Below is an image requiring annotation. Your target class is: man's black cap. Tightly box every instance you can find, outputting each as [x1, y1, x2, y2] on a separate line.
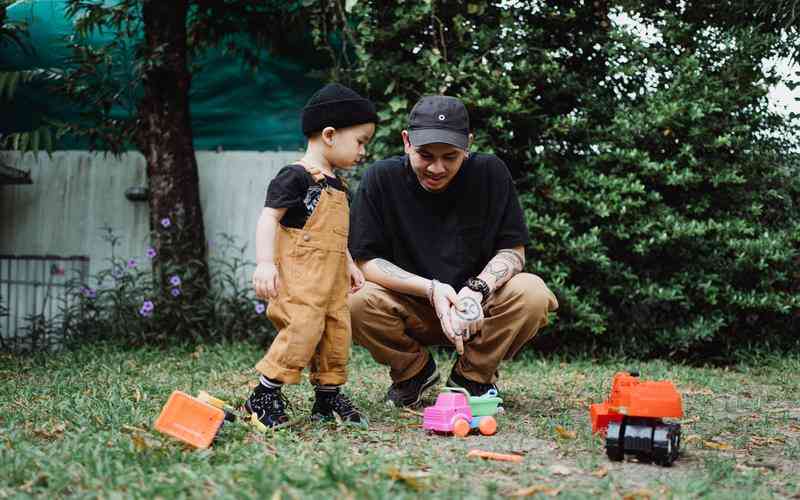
[407, 95, 470, 150]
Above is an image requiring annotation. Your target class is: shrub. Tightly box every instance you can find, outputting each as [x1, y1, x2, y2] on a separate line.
[336, 1, 800, 355]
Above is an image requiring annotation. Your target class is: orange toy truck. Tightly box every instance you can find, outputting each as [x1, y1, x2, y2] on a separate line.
[590, 371, 683, 466]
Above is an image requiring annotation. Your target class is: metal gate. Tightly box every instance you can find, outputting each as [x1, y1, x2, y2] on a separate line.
[0, 255, 89, 351]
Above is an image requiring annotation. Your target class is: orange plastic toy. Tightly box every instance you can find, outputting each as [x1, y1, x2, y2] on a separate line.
[154, 391, 226, 449]
[589, 371, 683, 466]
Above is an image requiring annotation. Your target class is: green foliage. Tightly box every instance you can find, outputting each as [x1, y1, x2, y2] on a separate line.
[333, 1, 800, 355]
[3, 225, 274, 353]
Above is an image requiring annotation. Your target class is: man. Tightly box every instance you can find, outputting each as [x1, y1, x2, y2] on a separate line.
[348, 95, 558, 408]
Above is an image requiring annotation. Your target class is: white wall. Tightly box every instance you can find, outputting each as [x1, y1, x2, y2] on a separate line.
[0, 150, 302, 274]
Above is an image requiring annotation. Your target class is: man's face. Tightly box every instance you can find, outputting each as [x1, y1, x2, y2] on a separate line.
[402, 130, 468, 192]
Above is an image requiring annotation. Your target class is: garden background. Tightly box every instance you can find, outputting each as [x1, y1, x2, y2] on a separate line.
[1, 0, 800, 498]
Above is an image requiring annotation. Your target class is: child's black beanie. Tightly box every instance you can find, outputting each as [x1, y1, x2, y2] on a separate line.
[301, 83, 378, 136]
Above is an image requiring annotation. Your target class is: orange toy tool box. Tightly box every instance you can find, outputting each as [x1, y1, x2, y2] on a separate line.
[154, 390, 226, 449]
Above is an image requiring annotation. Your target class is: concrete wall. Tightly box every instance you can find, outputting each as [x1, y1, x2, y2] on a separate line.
[0, 150, 302, 274]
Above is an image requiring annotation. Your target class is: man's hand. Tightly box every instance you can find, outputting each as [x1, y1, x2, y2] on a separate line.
[449, 288, 485, 343]
[348, 260, 365, 293]
[252, 262, 280, 299]
[430, 280, 466, 354]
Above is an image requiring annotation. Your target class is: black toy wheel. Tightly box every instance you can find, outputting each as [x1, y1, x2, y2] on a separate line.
[652, 423, 681, 466]
[605, 420, 625, 461]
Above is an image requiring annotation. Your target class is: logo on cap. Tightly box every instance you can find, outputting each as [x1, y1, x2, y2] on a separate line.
[438, 114, 446, 121]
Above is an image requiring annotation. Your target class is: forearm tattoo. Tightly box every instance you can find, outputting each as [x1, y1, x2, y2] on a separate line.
[374, 258, 414, 280]
[481, 249, 524, 288]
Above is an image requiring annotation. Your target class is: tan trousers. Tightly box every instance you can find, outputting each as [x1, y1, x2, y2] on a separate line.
[255, 178, 351, 386]
[349, 273, 558, 384]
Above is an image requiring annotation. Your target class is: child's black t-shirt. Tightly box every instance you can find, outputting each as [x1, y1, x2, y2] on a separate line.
[264, 164, 347, 229]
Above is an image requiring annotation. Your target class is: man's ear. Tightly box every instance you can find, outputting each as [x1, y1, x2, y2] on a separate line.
[321, 126, 337, 146]
[401, 130, 414, 155]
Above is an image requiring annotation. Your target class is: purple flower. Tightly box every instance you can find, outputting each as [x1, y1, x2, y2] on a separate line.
[142, 300, 154, 312]
[146, 247, 157, 258]
[160, 218, 172, 228]
[112, 268, 124, 279]
[127, 258, 138, 269]
[170, 288, 181, 297]
[82, 287, 97, 299]
[255, 302, 266, 314]
[169, 275, 181, 287]
[139, 308, 152, 318]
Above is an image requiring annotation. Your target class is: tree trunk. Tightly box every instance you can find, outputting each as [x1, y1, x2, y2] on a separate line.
[138, 0, 209, 294]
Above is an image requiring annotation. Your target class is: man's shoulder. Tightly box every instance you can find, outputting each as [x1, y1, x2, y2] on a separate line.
[469, 153, 510, 174]
[362, 155, 406, 183]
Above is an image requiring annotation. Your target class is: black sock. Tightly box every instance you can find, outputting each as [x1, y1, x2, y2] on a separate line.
[315, 385, 340, 397]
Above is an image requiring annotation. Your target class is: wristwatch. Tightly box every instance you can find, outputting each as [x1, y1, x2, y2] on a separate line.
[465, 277, 491, 304]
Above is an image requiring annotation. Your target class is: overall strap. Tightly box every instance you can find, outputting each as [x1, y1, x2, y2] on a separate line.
[299, 162, 328, 185]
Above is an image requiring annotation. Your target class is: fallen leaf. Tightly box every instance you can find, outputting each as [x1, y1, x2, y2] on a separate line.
[703, 440, 733, 450]
[133, 387, 142, 402]
[682, 387, 714, 396]
[749, 436, 785, 447]
[385, 467, 431, 491]
[548, 464, 572, 476]
[591, 466, 608, 478]
[32, 423, 66, 440]
[191, 345, 204, 359]
[131, 433, 161, 452]
[623, 489, 656, 500]
[684, 434, 702, 444]
[507, 484, 561, 497]
[681, 416, 700, 425]
[554, 426, 576, 439]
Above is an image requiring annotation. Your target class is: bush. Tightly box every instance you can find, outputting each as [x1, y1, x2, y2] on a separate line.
[4, 223, 275, 352]
[336, 1, 800, 356]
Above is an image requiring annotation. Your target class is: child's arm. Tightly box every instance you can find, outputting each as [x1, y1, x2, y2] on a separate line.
[346, 250, 365, 293]
[252, 207, 287, 299]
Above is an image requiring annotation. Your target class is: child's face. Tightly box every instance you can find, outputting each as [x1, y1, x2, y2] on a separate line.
[328, 122, 375, 169]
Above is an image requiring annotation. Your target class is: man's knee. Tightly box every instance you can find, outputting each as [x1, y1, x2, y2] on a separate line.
[505, 273, 559, 316]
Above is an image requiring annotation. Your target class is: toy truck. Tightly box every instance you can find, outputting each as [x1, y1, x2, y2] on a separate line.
[423, 387, 502, 437]
[590, 371, 683, 466]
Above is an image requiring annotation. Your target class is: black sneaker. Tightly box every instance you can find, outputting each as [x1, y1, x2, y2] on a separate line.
[244, 385, 290, 429]
[311, 388, 368, 427]
[386, 356, 440, 408]
[447, 367, 498, 397]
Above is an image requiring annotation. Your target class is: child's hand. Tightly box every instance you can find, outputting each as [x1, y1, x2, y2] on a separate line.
[348, 260, 365, 293]
[252, 262, 280, 299]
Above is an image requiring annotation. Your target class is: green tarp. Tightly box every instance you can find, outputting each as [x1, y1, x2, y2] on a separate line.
[1, 0, 323, 150]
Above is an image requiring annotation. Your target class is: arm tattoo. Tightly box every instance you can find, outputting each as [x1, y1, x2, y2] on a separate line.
[497, 249, 525, 270]
[454, 296, 482, 321]
[486, 261, 510, 280]
[374, 258, 414, 280]
[480, 249, 525, 289]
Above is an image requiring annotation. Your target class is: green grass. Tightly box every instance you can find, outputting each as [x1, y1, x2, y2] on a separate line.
[1, 342, 799, 499]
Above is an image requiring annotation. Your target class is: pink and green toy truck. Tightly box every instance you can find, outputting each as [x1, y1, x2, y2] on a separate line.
[423, 387, 502, 437]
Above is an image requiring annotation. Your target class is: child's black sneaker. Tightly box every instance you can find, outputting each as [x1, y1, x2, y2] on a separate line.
[311, 387, 367, 427]
[385, 355, 440, 408]
[244, 385, 290, 429]
[447, 367, 499, 397]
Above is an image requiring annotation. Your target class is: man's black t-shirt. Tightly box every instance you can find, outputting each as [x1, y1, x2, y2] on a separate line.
[264, 164, 347, 229]
[348, 154, 530, 289]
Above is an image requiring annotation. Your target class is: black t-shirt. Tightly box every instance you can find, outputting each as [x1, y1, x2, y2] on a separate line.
[264, 164, 347, 229]
[349, 154, 530, 289]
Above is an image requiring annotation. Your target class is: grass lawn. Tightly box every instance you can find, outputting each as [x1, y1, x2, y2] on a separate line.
[1, 341, 799, 499]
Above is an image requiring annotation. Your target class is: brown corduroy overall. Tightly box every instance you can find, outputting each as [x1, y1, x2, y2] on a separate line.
[255, 166, 351, 386]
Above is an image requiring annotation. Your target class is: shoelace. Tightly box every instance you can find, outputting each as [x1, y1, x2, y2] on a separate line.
[330, 393, 361, 420]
